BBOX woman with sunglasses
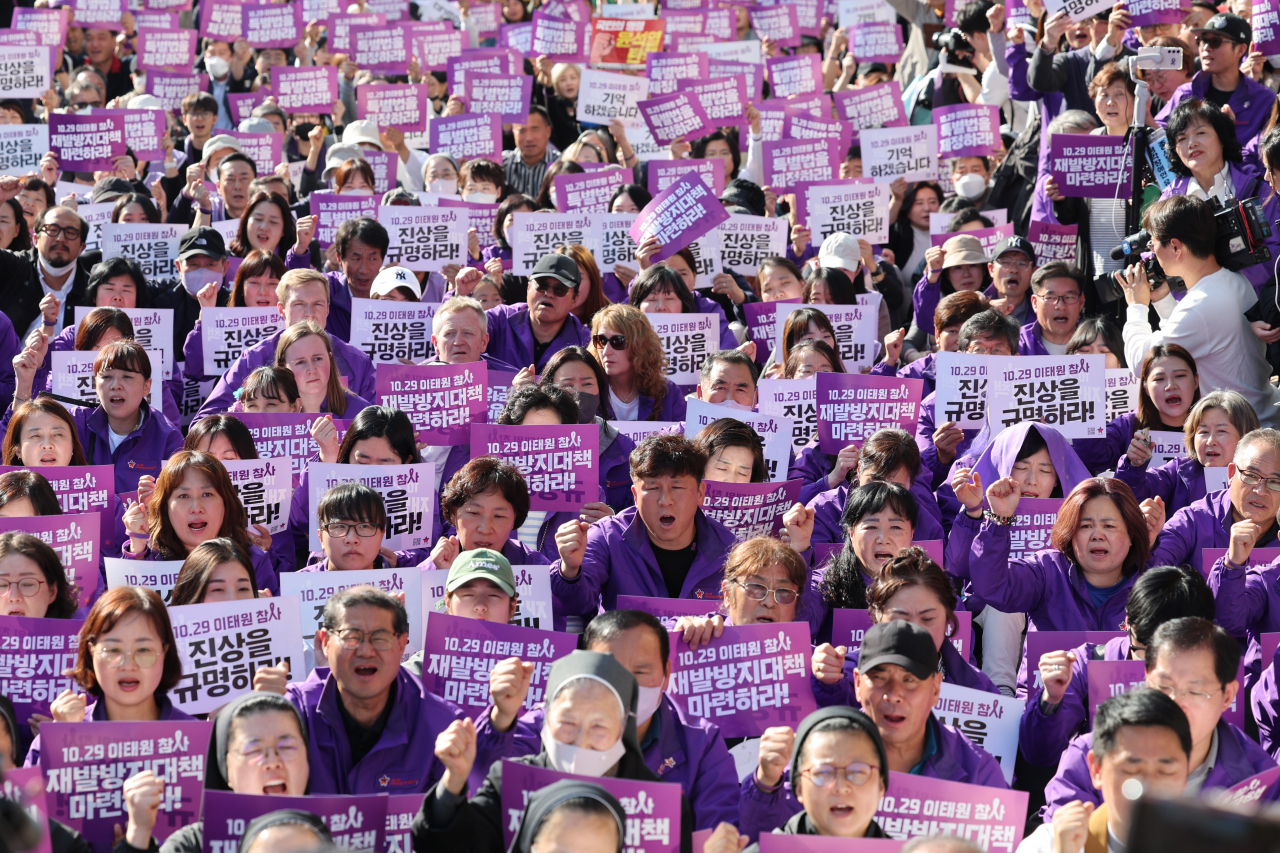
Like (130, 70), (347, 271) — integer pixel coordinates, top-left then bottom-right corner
(589, 304), (685, 422)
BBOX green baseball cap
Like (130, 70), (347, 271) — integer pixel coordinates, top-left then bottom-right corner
(446, 548), (517, 597)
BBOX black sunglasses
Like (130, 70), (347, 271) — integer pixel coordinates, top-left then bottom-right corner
(592, 334), (627, 350)
(1194, 35), (1231, 49)
(533, 279), (573, 298)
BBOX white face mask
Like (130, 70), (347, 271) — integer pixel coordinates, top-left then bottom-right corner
(427, 178), (457, 195)
(635, 685), (663, 726)
(338, 186), (375, 196)
(205, 56), (230, 79)
(181, 267), (223, 296)
(718, 399), (754, 412)
(463, 190), (498, 204)
(540, 727), (627, 777)
(954, 172), (988, 201)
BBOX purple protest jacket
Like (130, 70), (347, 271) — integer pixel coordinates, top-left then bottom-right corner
(482, 303), (590, 372)
(495, 695), (739, 831)
(193, 327), (377, 418)
(23, 694), (193, 767)
(738, 715), (1007, 839)
(1208, 554), (1280, 688)
(1149, 488), (1280, 569)
(1018, 635), (1131, 767)
(607, 379), (688, 422)
(1114, 454), (1208, 518)
(1044, 721), (1275, 818)
(549, 506), (738, 620)
(1161, 72), (1275, 168)
(1251, 645), (1280, 760)
(287, 665), (509, 795)
(806, 479), (945, 546)
(915, 392), (980, 491)
(601, 271), (626, 304)
(812, 638), (998, 710)
(1017, 320), (1050, 357)
(1072, 411), (1139, 476)
(324, 270), (356, 343)
(121, 539), (279, 595)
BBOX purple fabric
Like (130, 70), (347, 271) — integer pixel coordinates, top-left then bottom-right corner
(1030, 174), (1062, 225)
(482, 303), (591, 372)
(1114, 454), (1207, 517)
(915, 391), (979, 492)
(1044, 721), (1275, 818)
(737, 715), (1007, 839)
(1072, 411), (1139, 475)
(193, 327), (377, 419)
(812, 637), (998, 709)
(1161, 71), (1276, 154)
(1209, 554), (1280, 689)
(601, 271), (627, 304)
(286, 665), (511, 795)
(1018, 635), (1130, 767)
(604, 379), (688, 422)
(23, 694), (193, 767)
(1017, 320), (1050, 357)
(1251, 645), (1280, 760)
(805, 477), (945, 546)
(692, 294), (740, 351)
(912, 272), (941, 340)
(121, 539), (279, 594)
(1150, 488), (1280, 569)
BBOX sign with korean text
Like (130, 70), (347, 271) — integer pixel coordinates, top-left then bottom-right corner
(470, 423), (600, 511)
(49, 113), (124, 172)
(629, 171), (729, 261)
(0, 615), (82, 724)
(553, 168), (632, 213)
(645, 51), (708, 96)
(766, 53), (821, 97)
(274, 66), (339, 112)
(104, 558), (184, 604)
(577, 67), (649, 126)
(985, 355), (1107, 439)
(429, 112), (503, 163)
(934, 352), (994, 428)
(378, 205), (468, 272)
(861, 125), (939, 183)
(510, 211), (593, 275)
(221, 457), (292, 535)
(199, 307), (283, 376)
(280, 568), (424, 663)
(833, 81), (907, 129)
(702, 479), (802, 540)
(637, 91), (716, 146)
(310, 192), (381, 248)
(421, 565), (555, 631)
(935, 103), (1002, 159)
(201, 790), (386, 853)
(1048, 134), (1133, 198)
(935, 682), (1020, 783)
(717, 214), (787, 276)
(0, 513), (99, 608)
(816, 373), (925, 453)
(306, 462), (436, 551)
(1028, 220), (1078, 264)
(875, 771), (1027, 850)
(808, 181), (891, 244)
(772, 299), (882, 371)
(100, 223), (184, 282)
(349, 298), (439, 366)
(685, 400), (793, 482)
(1104, 367), (1139, 422)
(646, 312), (718, 385)
(73, 305), (173, 380)
(757, 377), (817, 452)
(1006, 498), (1064, 561)
(0, 123), (47, 177)
(0, 45), (49, 97)
(376, 362), (486, 445)
(762, 138), (841, 193)
(462, 73), (532, 124)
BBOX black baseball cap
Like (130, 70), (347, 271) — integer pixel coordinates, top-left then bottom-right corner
(858, 621), (939, 680)
(531, 253), (581, 289)
(177, 227), (227, 261)
(1191, 13), (1251, 44)
(990, 235), (1036, 265)
(91, 177), (134, 204)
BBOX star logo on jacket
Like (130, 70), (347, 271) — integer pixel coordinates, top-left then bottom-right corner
(658, 757), (675, 776)
(379, 774), (390, 788)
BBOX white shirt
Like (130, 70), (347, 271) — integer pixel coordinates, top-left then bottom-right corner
(1043, 339), (1069, 355)
(1186, 164), (1236, 204)
(1017, 820), (1125, 853)
(27, 264), (71, 339)
(609, 387), (641, 421)
(1123, 266), (1280, 427)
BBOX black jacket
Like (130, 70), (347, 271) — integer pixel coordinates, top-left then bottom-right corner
(0, 248), (92, 340)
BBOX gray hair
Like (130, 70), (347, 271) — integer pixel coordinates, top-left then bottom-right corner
(320, 585), (409, 636)
(699, 349), (758, 386)
(957, 309), (1020, 353)
(1047, 109), (1101, 137)
(1233, 428), (1280, 466)
(433, 295), (488, 335)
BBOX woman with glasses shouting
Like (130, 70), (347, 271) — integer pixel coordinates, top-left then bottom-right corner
(24, 586), (191, 767)
(589, 303), (685, 422)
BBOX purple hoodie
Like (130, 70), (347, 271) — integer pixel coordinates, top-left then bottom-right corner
(1044, 721), (1275, 818)
(1114, 454), (1211, 518)
(23, 694), (194, 767)
(483, 303), (591, 372)
(193, 327), (377, 419)
(1018, 320), (1050, 357)
(1019, 636), (1131, 767)
(1072, 411), (1140, 476)
(737, 715), (1007, 839)
(915, 391), (981, 490)
(120, 540), (280, 595)
(812, 638), (999, 708)
(1208, 553), (1280, 688)
(1250, 644), (1280, 760)
(286, 665), (512, 795)
(601, 378), (688, 422)
(1149, 488), (1279, 570)
(806, 479), (945, 546)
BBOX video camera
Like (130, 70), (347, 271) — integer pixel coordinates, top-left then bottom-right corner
(932, 29), (976, 72)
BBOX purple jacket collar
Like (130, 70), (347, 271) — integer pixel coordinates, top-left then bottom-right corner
(484, 303), (591, 372)
(1018, 320), (1050, 357)
(919, 715), (1009, 788)
(969, 422), (1093, 501)
(620, 506), (738, 597)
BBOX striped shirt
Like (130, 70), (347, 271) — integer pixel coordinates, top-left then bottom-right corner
(502, 144), (561, 198)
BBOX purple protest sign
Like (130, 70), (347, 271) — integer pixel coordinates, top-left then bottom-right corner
(935, 103), (1002, 158)
(743, 299), (799, 365)
(227, 130), (282, 175)
(1256, 0), (1280, 56)
(760, 838), (902, 853)
(637, 90), (716, 146)
(762, 138), (841, 192)
(356, 83), (430, 133)
(326, 11), (384, 51)
(447, 46), (523, 87)
(850, 22), (904, 63)
(876, 771), (1028, 849)
(1200, 547), (1280, 577)
(646, 51), (708, 96)
(0, 32), (41, 47)
(701, 479), (802, 540)
(1021, 630), (1126, 694)
(2, 768), (54, 853)
(201, 790), (387, 853)
(310, 192), (380, 248)
(552, 167), (631, 212)
(72, 0), (125, 31)
(765, 53), (822, 98)
(667, 621), (816, 737)
(1047, 133), (1133, 198)
(197, 0), (241, 41)
(132, 28), (194, 72)
(816, 373), (925, 454)
(49, 113), (125, 172)
(274, 65), (339, 112)
(497, 20), (533, 51)
(419, 612), (577, 719)
(784, 115), (854, 152)
(463, 73), (533, 123)
(133, 11), (179, 30)
(429, 113), (503, 163)
(1127, 0), (1184, 25)
(376, 362), (487, 445)
(648, 158), (726, 196)
(470, 423), (600, 510)
(146, 72), (208, 112)
(11, 7), (68, 46)
(530, 11), (587, 62)
(630, 170), (729, 260)
(676, 74), (749, 126)
(350, 23), (409, 74)
(1264, 632), (1280, 670)
(0, 615), (83, 723)
(1086, 659), (1147, 722)
(751, 4), (800, 46)
(832, 608), (972, 658)
(1028, 220), (1078, 264)
(1221, 767), (1280, 809)
(501, 761), (682, 851)
(41, 720), (212, 852)
(0, 513), (99, 606)
(833, 81), (907, 128)
(411, 26), (465, 72)
(234, 411), (333, 487)
(616, 595), (717, 619)
(241, 3), (301, 48)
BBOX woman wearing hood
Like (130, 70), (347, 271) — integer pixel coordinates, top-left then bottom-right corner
(113, 691), (310, 853)
(704, 707), (890, 852)
(411, 650), (695, 853)
(508, 779), (626, 853)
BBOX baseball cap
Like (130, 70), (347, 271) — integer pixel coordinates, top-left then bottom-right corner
(1191, 12), (1250, 43)
(940, 234), (988, 268)
(128, 94), (164, 111)
(91, 177), (134, 204)
(858, 621), (939, 680)
(382, 187), (420, 206)
(370, 266), (422, 300)
(238, 116), (275, 134)
(530, 253), (581, 289)
(445, 548), (517, 597)
(200, 134), (243, 167)
(990, 235), (1036, 265)
(817, 232), (861, 271)
(177, 227), (227, 261)
(342, 119), (384, 151)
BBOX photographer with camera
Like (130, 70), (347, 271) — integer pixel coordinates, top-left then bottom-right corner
(1117, 195), (1280, 428)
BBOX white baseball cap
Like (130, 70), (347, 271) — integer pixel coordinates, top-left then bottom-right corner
(370, 266), (422, 300)
(817, 232), (861, 271)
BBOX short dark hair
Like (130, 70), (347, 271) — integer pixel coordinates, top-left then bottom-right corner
(334, 217), (389, 259)
(699, 349), (759, 386)
(933, 290), (988, 337)
(840, 480), (918, 531)
(630, 265), (697, 314)
(441, 456), (531, 529)
(493, 194), (537, 251)
(945, 208), (993, 233)
(1067, 316), (1127, 369)
(185, 415), (259, 460)
(1030, 261), (1084, 295)
(607, 183), (651, 212)
(86, 258), (149, 308)
(182, 91), (218, 115)
(0, 470), (63, 516)
(0, 531), (78, 618)
(955, 0), (994, 34)
(93, 338), (151, 381)
(75, 306), (133, 351)
(218, 152), (257, 178)
(1145, 616), (1240, 687)
(317, 481), (387, 529)
(111, 193), (160, 225)
(1126, 565), (1215, 648)
(1142, 195), (1217, 260)
(540, 346), (609, 404)
(1166, 98), (1243, 178)
(337, 406), (420, 464)
(525, 103), (552, 126)
(958, 308), (1019, 353)
(859, 429), (922, 484)
(498, 384), (578, 426)
(1091, 687), (1192, 761)
(630, 434), (708, 484)
(583, 610), (670, 665)
(321, 584), (408, 636)
(693, 418), (766, 483)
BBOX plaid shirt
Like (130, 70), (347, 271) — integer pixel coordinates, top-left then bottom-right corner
(502, 143), (561, 198)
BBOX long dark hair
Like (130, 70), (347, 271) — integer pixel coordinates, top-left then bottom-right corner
(1, 198), (30, 251)
(821, 482), (918, 610)
(494, 194), (537, 251)
(629, 265), (697, 313)
(231, 191), (298, 258)
(169, 538), (258, 606)
(185, 415), (260, 459)
(336, 405), (421, 464)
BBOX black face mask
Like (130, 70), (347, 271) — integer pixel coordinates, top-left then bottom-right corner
(293, 122), (317, 138)
(576, 392), (599, 423)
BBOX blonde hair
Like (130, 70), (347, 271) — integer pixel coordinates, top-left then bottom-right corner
(433, 295), (487, 335)
(274, 320), (349, 416)
(590, 304), (668, 410)
(275, 268), (330, 306)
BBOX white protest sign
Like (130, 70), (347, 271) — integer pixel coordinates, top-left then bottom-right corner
(222, 457), (292, 535)
(1104, 368), (1139, 422)
(280, 567), (423, 662)
(104, 557), (185, 604)
(685, 399), (793, 482)
(934, 352), (993, 430)
(51, 350), (163, 409)
(1143, 430), (1186, 468)
(420, 565), (555, 631)
(685, 230), (724, 290)
(645, 312), (719, 385)
(100, 223), (184, 281)
(861, 125), (939, 183)
(509, 211), (595, 275)
(929, 209), (1007, 234)
(694, 38), (763, 63)
(348, 297), (441, 365)
(717, 215), (788, 276)
(210, 218), (240, 245)
(608, 420), (681, 445)
(591, 212), (638, 271)
(808, 182), (891, 244)
(168, 595), (307, 715)
(378, 205), (468, 272)
(577, 68), (649, 129)
(757, 377), (818, 452)
(1044, 0), (1113, 22)
(200, 307), (285, 377)
(306, 462), (437, 551)
(0, 46), (51, 98)
(0, 122), (47, 177)
(985, 355), (1108, 439)
(772, 299), (882, 371)
(79, 202), (115, 252)
(838, 0), (896, 25)
(74, 305), (174, 380)
(1205, 466), (1230, 493)
(935, 682), (1021, 784)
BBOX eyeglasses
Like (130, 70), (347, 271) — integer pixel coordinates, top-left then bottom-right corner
(592, 334), (627, 350)
(994, 257), (1033, 271)
(322, 521), (382, 537)
(186, 110), (216, 120)
(1036, 293), (1081, 306)
(331, 628), (402, 651)
(532, 279), (574, 298)
(1237, 469), (1280, 493)
(238, 738), (303, 765)
(1151, 682), (1221, 705)
(801, 762), (879, 788)
(38, 224), (84, 241)
(94, 646), (160, 669)
(0, 578), (45, 597)
(1195, 36), (1229, 50)
(734, 581), (799, 606)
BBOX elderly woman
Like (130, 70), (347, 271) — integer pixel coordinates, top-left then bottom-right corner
(907, 234), (992, 359)
(431, 457), (550, 570)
